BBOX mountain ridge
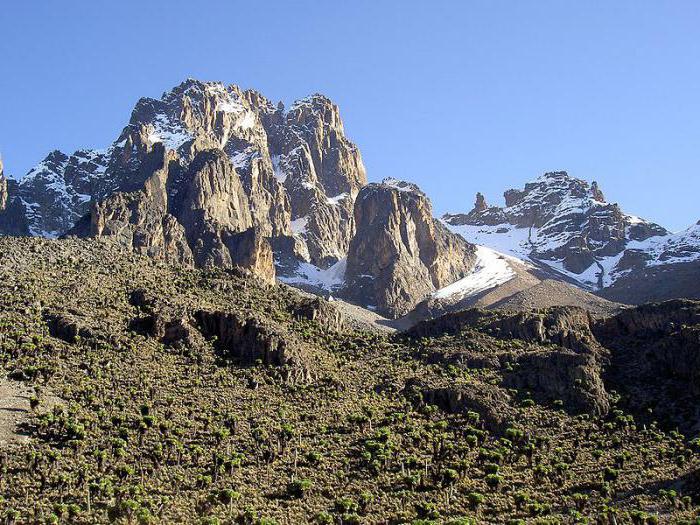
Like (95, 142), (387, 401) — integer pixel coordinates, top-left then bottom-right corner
(2, 79), (700, 316)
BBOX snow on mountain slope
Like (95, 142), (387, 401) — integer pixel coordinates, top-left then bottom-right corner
(13, 149), (109, 237)
(432, 246), (516, 300)
(277, 257), (347, 292)
(442, 171), (688, 292)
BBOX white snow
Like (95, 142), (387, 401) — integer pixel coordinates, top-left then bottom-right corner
(218, 100), (245, 114)
(271, 155), (288, 183)
(432, 246), (516, 301)
(444, 221), (534, 261)
(327, 193), (348, 205)
(278, 258), (347, 291)
(230, 149), (254, 169)
(235, 111), (256, 130)
(147, 114), (192, 150)
(381, 177), (420, 193)
(290, 216), (309, 235)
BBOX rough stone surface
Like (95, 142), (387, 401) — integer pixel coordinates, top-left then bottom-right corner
(344, 179), (476, 318)
(403, 378), (514, 433)
(593, 300), (700, 434)
(292, 297), (345, 332)
(3, 80), (367, 284)
(443, 171), (673, 290)
(505, 349), (610, 416)
(0, 158), (7, 212)
(407, 305), (600, 355)
(194, 309), (312, 383)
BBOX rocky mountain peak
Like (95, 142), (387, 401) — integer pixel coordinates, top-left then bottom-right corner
(590, 180), (605, 202)
(377, 177), (424, 196)
(444, 170), (687, 296)
(1, 78), (375, 293)
(345, 179), (476, 318)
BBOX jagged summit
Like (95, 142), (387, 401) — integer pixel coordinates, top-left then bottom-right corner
(444, 170), (700, 302)
(376, 177), (425, 195)
(4, 81), (700, 312)
(345, 178), (475, 317)
(0, 78), (477, 318)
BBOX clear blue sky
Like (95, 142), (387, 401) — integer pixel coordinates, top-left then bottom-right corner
(2, 1), (699, 230)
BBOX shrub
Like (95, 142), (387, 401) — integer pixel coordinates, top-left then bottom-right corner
(287, 479), (312, 498)
(467, 492), (485, 509)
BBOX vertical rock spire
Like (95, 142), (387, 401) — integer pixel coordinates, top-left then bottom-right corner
(0, 156), (7, 211)
(473, 192), (488, 212)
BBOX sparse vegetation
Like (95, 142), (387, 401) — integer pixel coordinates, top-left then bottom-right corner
(0, 237), (698, 523)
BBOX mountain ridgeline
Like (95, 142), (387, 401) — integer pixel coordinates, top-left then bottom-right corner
(1, 79), (700, 316)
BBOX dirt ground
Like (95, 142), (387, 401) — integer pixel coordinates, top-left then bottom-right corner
(0, 379), (33, 447)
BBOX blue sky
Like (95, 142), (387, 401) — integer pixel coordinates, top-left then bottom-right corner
(2, 1), (699, 230)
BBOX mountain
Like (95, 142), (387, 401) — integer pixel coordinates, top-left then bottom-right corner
(4, 82), (700, 316)
(0, 158), (7, 211)
(401, 246), (620, 326)
(0, 79), (476, 318)
(444, 171), (700, 304)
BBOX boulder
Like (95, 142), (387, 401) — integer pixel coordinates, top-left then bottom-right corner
(292, 297), (345, 332)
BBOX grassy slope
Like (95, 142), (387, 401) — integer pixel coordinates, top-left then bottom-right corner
(0, 237), (697, 524)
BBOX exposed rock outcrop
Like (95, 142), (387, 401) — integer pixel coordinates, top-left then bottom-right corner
(403, 378), (514, 433)
(44, 312), (92, 344)
(292, 297), (345, 332)
(69, 145), (275, 278)
(504, 349), (609, 416)
(405, 306), (610, 416)
(484, 306), (600, 354)
(473, 192), (488, 213)
(408, 305), (600, 354)
(407, 300), (700, 429)
(3, 80), (366, 285)
(593, 300), (700, 434)
(73, 144), (195, 266)
(194, 309), (312, 382)
(344, 178), (476, 318)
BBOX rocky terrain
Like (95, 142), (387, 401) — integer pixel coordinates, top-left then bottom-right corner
(0, 235), (698, 524)
(0, 79), (481, 319)
(402, 246), (621, 326)
(0, 158), (7, 212)
(444, 171), (700, 305)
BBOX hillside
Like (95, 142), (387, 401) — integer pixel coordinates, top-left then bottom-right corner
(0, 236), (698, 523)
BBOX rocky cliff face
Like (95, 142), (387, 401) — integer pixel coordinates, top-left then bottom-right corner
(594, 300), (700, 434)
(3, 79), (368, 283)
(344, 178), (476, 318)
(444, 171), (700, 304)
(5, 79), (477, 314)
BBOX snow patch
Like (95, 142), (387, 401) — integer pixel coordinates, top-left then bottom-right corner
(148, 114), (192, 150)
(271, 155), (288, 183)
(327, 193), (348, 205)
(278, 258), (347, 291)
(444, 221), (534, 261)
(432, 246), (516, 301)
(381, 177), (421, 193)
(291, 216), (309, 235)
